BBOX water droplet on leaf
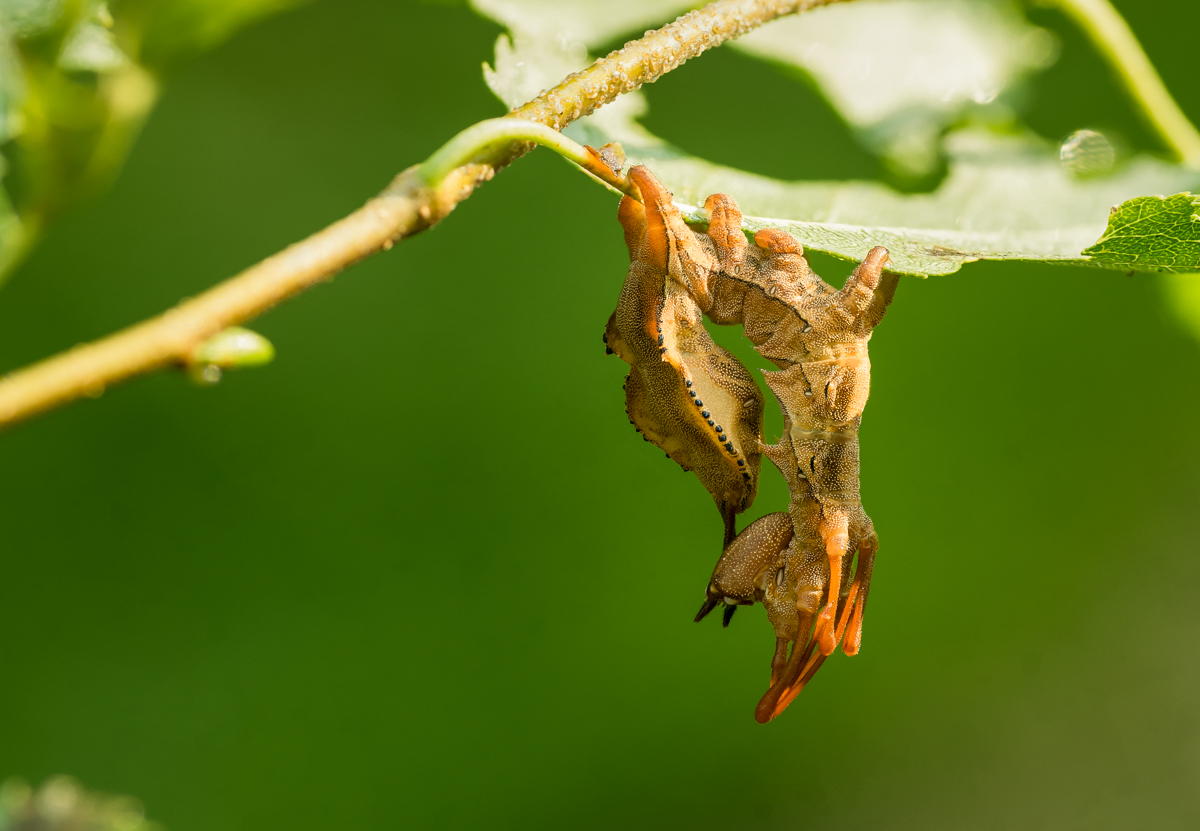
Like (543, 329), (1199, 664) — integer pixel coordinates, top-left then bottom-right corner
(1060, 130), (1115, 178)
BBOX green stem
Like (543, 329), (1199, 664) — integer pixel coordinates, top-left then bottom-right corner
(1047, 0), (1200, 167)
(419, 118), (634, 197)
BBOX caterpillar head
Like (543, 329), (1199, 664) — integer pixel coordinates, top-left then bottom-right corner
(694, 512), (794, 627)
(695, 513), (828, 672)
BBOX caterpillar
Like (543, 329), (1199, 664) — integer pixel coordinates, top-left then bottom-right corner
(607, 166), (898, 722)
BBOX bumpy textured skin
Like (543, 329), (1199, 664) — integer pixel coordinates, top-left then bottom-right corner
(612, 168), (899, 723)
(605, 168), (765, 545)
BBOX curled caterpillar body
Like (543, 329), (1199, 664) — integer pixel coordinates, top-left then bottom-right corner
(604, 168), (764, 544)
(615, 169), (899, 721)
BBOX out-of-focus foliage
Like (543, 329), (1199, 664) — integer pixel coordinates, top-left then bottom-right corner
(478, 0), (1200, 276)
(112, 0), (309, 72)
(0, 0), (307, 281)
(732, 0), (1057, 176)
(0, 777), (161, 831)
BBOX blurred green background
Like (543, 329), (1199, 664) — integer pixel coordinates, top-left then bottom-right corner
(2, 1), (1199, 828)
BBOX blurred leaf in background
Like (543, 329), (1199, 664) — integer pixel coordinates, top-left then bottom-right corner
(0, 0), (307, 281)
(0, 777), (161, 831)
(731, 0), (1057, 177)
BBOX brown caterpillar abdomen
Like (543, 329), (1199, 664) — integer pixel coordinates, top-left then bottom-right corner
(605, 196), (764, 542)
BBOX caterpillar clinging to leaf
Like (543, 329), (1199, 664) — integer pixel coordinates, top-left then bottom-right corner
(605, 166), (898, 722)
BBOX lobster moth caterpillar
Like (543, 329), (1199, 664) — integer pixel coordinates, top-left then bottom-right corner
(607, 166), (899, 722)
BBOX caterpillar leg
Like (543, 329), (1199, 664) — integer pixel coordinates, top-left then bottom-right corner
(755, 569), (862, 722)
(837, 246), (889, 317)
(757, 643), (829, 722)
(752, 525), (877, 722)
(754, 589), (823, 723)
(702, 193), (747, 276)
(842, 532), (878, 656)
(814, 511), (850, 655)
(720, 501), (738, 548)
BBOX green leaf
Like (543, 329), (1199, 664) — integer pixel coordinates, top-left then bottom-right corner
(1081, 193), (1200, 272)
(477, 0), (1057, 175)
(0, 0), (64, 38)
(0, 163), (21, 279)
(473, 0), (1200, 276)
(0, 0), (307, 286)
(58, 3), (129, 74)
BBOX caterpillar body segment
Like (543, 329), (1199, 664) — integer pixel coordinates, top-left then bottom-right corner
(604, 171), (765, 544)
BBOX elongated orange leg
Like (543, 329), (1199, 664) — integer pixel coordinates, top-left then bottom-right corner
(834, 582), (860, 643)
(766, 649), (831, 720)
(756, 631), (819, 723)
(814, 513), (850, 655)
(842, 534), (877, 656)
(769, 636), (789, 688)
(755, 588), (821, 723)
(759, 579), (860, 721)
(767, 596), (817, 689)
